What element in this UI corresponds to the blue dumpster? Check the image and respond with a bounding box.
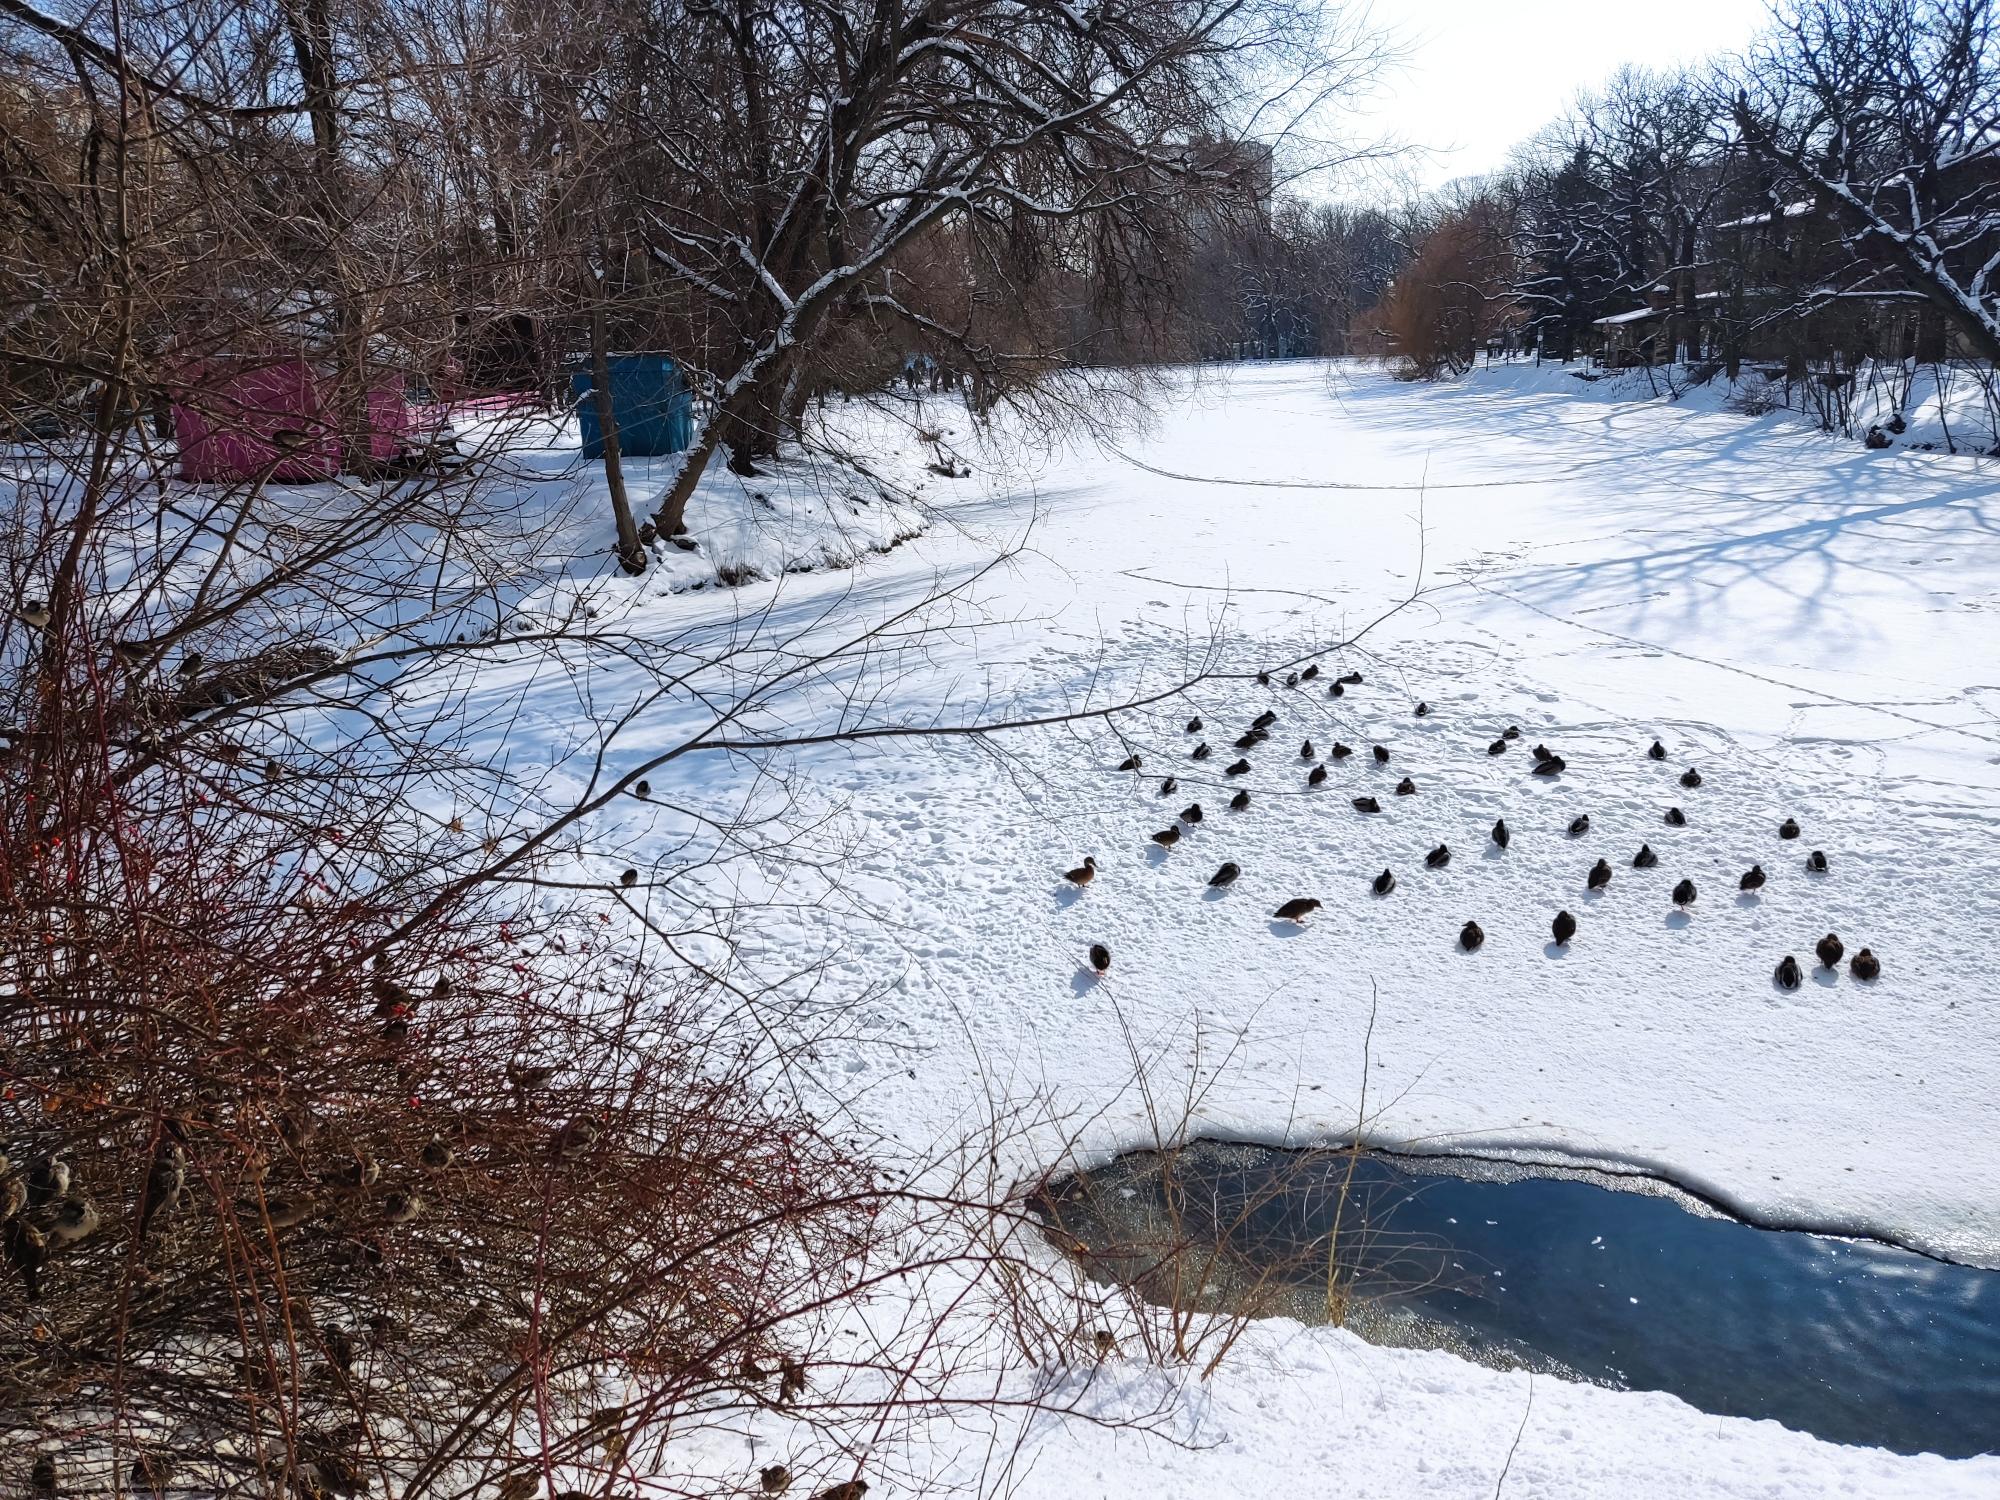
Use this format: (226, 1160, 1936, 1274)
(572, 354, 693, 458)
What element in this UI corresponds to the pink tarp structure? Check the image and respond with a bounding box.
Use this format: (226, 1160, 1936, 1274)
(171, 357, 409, 483)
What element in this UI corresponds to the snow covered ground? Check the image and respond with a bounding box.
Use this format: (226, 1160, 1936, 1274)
(507, 361, 2000, 1494)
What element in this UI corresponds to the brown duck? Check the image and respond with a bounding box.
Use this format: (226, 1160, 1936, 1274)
(1632, 843, 1658, 868)
(1551, 909, 1576, 945)
(1850, 948, 1880, 981)
(1568, 814, 1590, 836)
(1089, 943, 1110, 974)
(1151, 826, 1181, 849)
(1395, 776, 1416, 795)
(1308, 764, 1328, 786)
(1779, 817, 1800, 839)
(1425, 843, 1451, 869)
(1225, 758, 1251, 776)
(1229, 789, 1251, 811)
(1330, 742, 1354, 759)
(1774, 954, 1802, 990)
(1679, 767, 1703, 788)
(1664, 806, 1687, 826)
(1063, 857, 1098, 887)
(1179, 803, 1204, 825)
(1739, 864, 1765, 892)
(1372, 868, 1396, 895)
(1353, 796, 1381, 813)
(1586, 858, 1612, 890)
(1273, 897, 1322, 922)
(1118, 753, 1142, 771)
(1806, 849, 1829, 872)
(1815, 932, 1844, 969)
(1460, 920, 1484, 951)
(1210, 861, 1240, 887)
(1491, 818, 1510, 848)
(1372, 744, 1390, 763)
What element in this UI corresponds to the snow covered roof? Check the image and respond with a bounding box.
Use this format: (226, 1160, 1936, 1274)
(1593, 305, 1665, 326)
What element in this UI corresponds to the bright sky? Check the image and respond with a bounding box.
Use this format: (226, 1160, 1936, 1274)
(1356, 0, 1772, 190)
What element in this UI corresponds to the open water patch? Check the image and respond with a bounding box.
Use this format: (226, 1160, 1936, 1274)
(1034, 1139, 2000, 1458)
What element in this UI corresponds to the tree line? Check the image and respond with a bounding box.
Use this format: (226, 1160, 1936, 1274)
(1311, 0, 2000, 387)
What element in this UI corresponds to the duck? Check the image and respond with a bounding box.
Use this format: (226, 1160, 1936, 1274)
(1229, 790, 1251, 811)
(1815, 932, 1844, 969)
(1179, 803, 1204, 825)
(1273, 897, 1322, 922)
(1664, 807, 1687, 826)
(1329, 681, 1345, 698)
(1300, 739, 1315, 758)
(1679, 767, 1703, 789)
(1774, 955, 1802, 990)
(1225, 758, 1251, 776)
(1460, 920, 1485, 951)
(1252, 710, 1278, 730)
(1491, 818, 1510, 848)
(1414, 702, 1430, 717)
(1209, 862, 1240, 888)
(1395, 776, 1416, 795)
(1257, 671, 1272, 686)
(1587, 858, 1612, 890)
(1671, 877, 1697, 908)
(1089, 943, 1110, 974)
(1739, 864, 1766, 892)
(1159, 776, 1178, 796)
(1778, 817, 1800, 839)
(1567, 814, 1590, 837)
(1234, 731, 1266, 750)
(1301, 665, 1320, 681)
(1531, 756, 1566, 776)
(1372, 745, 1390, 763)
(1192, 743, 1211, 760)
(1118, 753, 1143, 771)
(1352, 796, 1381, 813)
(1850, 948, 1880, 981)
(1551, 909, 1576, 945)
(1806, 849, 1829, 872)
(1330, 742, 1354, 759)
(1488, 739, 1507, 755)
(1648, 739, 1666, 760)
(1307, 764, 1328, 786)
(1063, 857, 1098, 887)
(1531, 744, 1553, 763)
(1503, 726, 1521, 740)
(1425, 844, 1451, 869)
(1186, 716, 1203, 733)
(1632, 843, 1658, 868)
(1372, 868, 1396, 895)
(1341, 671, 1363, 685)
(1285, 672, 1300, 688)
(1151, 826, 1181, 849)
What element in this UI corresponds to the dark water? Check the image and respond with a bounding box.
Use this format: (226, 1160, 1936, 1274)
(1035, 1140, 2000, 1458)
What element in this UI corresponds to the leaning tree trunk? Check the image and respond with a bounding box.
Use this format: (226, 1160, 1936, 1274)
(587, 306, 646, 575)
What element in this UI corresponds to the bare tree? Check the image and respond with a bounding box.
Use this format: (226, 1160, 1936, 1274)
(1733, 0, 2000, 364)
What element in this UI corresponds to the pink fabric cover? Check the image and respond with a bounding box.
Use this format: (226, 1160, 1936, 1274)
(172, 358, 409, 482)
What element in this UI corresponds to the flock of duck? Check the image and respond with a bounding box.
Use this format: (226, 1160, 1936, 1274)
(1062, 663, 1881, 992)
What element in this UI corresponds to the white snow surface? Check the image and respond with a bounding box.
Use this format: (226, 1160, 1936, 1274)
(520, 359, 2000, 1496)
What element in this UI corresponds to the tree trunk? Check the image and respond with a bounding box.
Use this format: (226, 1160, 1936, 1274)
(589, 307, 646, 575)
